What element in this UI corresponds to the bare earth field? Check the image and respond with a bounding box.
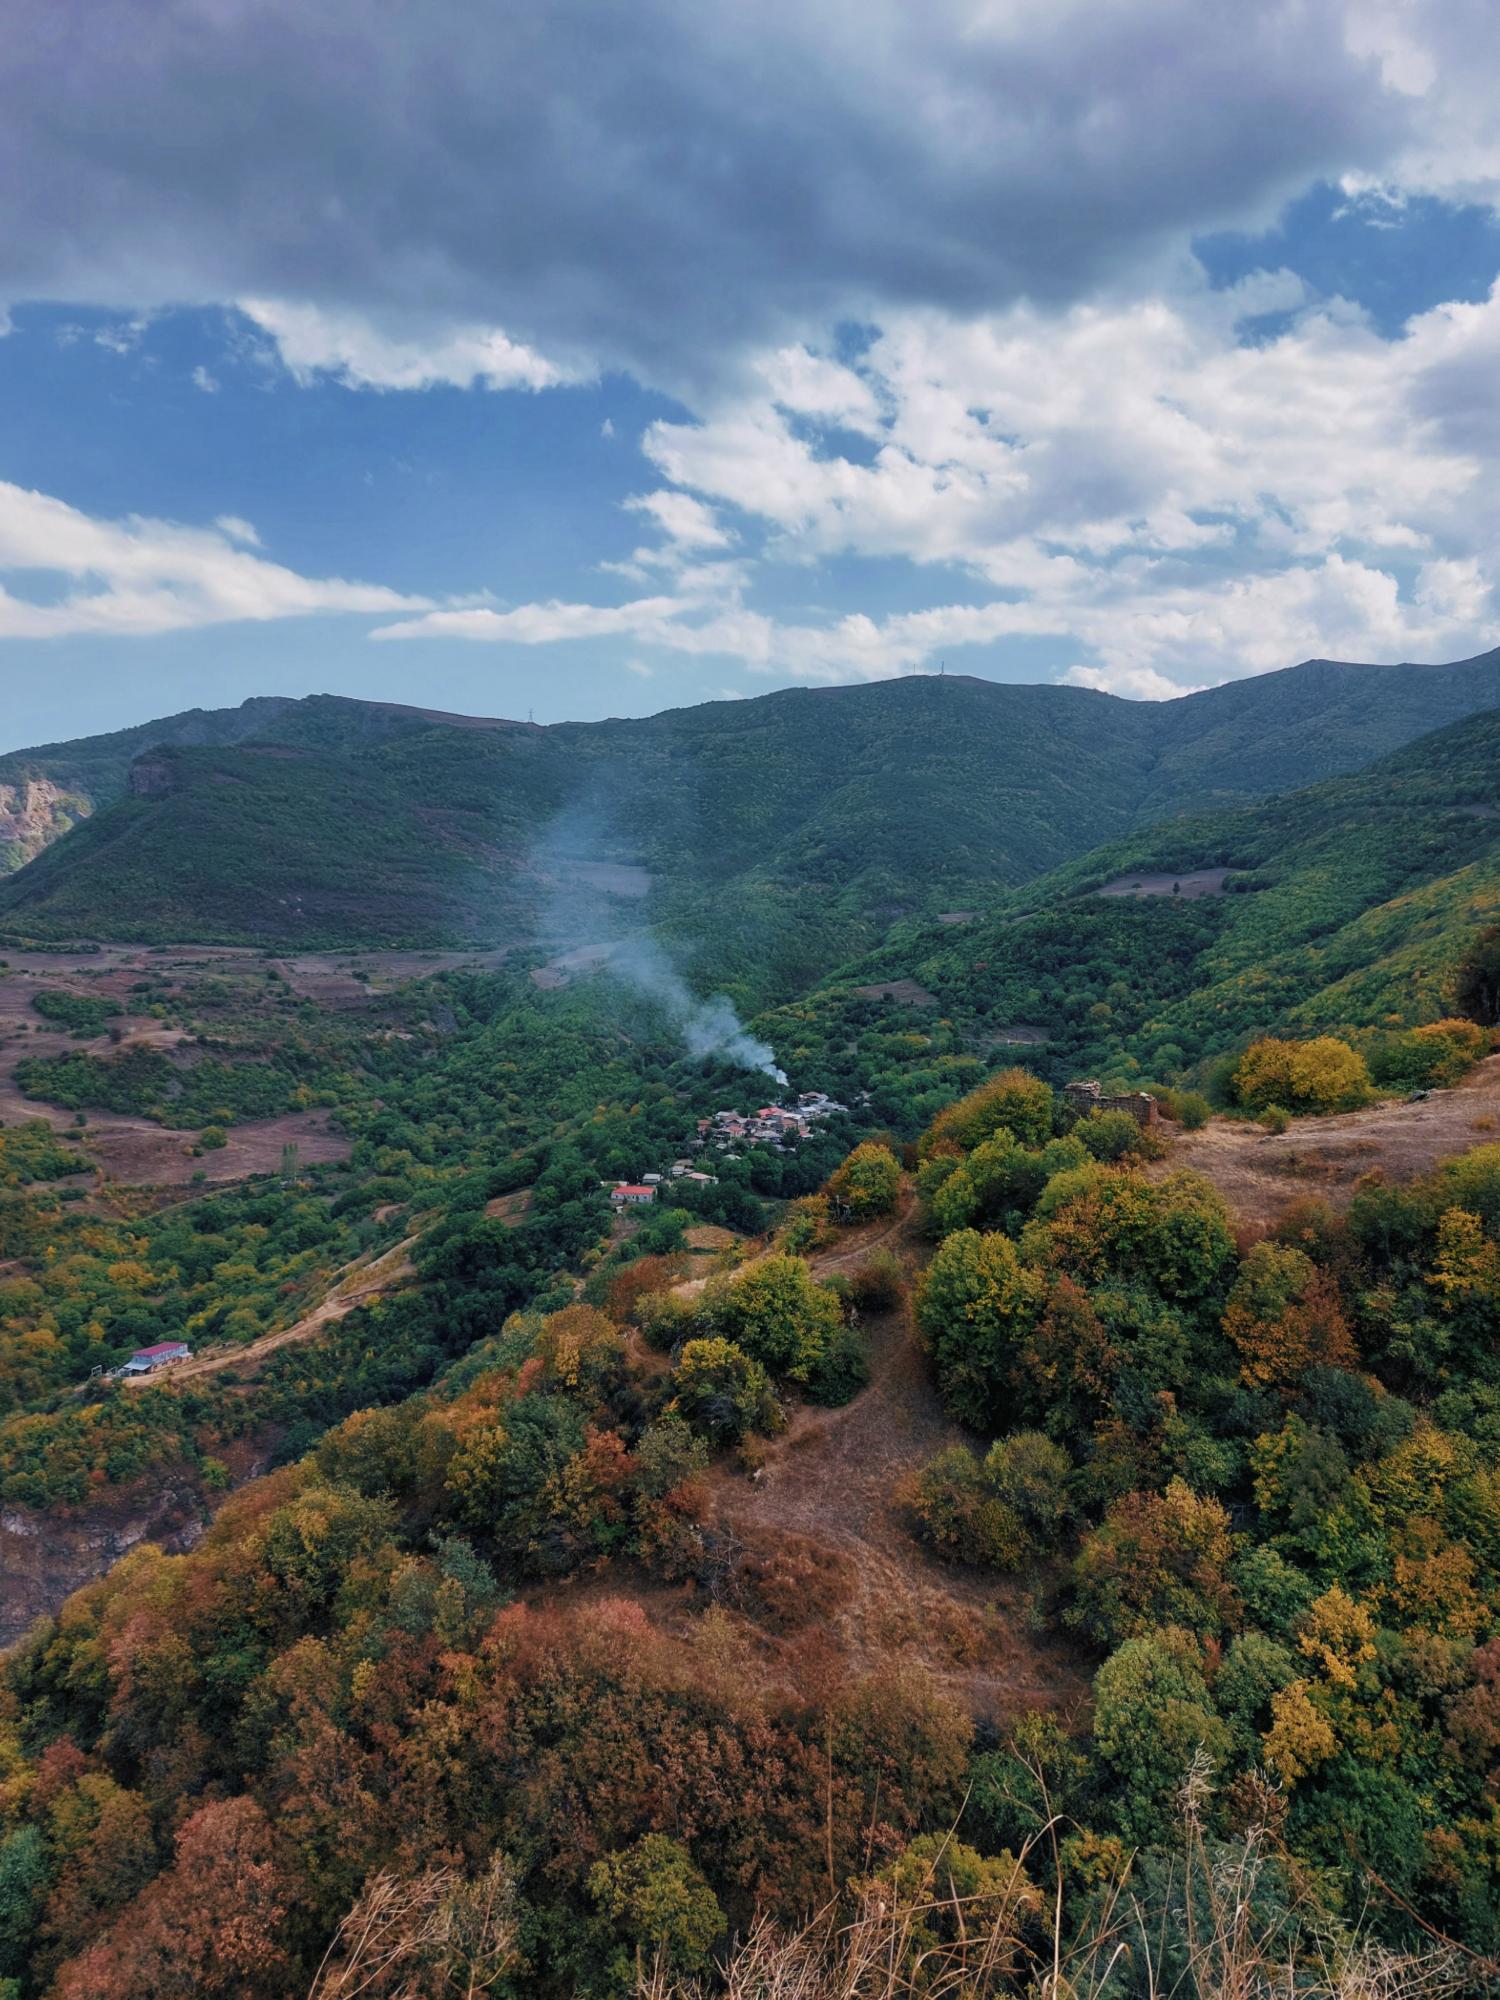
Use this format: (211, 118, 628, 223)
(853, 977, 940, 1006)
(1096, 866, 1231, 899)
(0, 945, 353, 1185)
(1156, 1055, 1500, 1228)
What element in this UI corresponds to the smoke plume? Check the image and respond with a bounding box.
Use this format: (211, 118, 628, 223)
(529, 798, 786, 1084)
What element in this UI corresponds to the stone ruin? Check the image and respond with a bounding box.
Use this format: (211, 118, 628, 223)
(1064, 1078, 1160, 1127)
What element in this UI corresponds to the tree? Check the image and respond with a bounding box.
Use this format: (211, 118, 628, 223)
(588, 1834, 724, 1983)
(825, 1142, 902, 1220)
(1455, 924, 1500, 1026)
(921, 1068, 1053, 1156)
(928, 1129, 1048, 1237)
(701, 1254, 846, 1390)
(1069, 1480, 1239, 1648)
(51, 1797, 289, 2000)
(1025, 1168, 1235, 1307)
(1091, 1627, 1233, 1845)
(1234, 1037, 1370, 1116)
(669, 1338, 780, 1444)
(915, 1229, 1045, 1429)
(1221, 1241, 1356, 1392)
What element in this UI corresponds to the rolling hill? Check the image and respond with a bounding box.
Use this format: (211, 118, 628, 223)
(4, 649, 1500, 1004)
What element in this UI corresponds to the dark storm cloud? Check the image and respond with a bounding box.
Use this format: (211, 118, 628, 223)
(0, 0, 1406, 385)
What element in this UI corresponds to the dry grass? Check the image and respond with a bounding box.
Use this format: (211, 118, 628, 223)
(640, 1761, 1473, 2000)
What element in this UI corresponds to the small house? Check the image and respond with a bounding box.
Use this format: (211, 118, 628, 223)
(112, 1340, 192, 1379)
(611, 1184, 657, 1206)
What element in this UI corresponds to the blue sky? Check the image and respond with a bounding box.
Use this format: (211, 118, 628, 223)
(2, 1, 1500, 750)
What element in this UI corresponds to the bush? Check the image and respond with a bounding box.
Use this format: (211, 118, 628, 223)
(1234, 1037, 1370, 1116)
(848, 1249, 905, 1315)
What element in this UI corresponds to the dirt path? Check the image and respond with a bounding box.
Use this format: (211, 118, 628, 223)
(122, 1235, 417, 1389)
(704, 1192, 1089, 1720)
(1157, 1055, 1500, 1228)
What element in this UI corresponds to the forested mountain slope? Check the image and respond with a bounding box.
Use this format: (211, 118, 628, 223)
(765, 706, 1500, 1115)
(3, 651, 1500, 1003)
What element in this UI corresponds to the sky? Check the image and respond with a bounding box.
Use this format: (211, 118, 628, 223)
(3, 0, 1500, 749)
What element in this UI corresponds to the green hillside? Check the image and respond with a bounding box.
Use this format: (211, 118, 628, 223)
(4, 654, 1500, 1006)
(764, 706, 1500, 1119)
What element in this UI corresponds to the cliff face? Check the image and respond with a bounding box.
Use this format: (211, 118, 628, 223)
(0, 777, 89, 873)
(0, 1440, 274, 1647)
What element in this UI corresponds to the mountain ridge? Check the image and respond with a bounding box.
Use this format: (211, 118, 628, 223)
(4, 649, 1500, 1006)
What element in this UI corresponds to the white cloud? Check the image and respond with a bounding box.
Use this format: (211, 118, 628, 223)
(367, 271, 1500, 695)
(213, 515, 261, 547)
(239, 300, 575, 393)
(0, 482, 428, 639)
(624, 490, 730, 550)
(192, 364, 220, 393)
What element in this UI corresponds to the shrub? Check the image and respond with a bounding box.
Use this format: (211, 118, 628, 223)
(848, 1249, 905, 1315)
(1234, 1037, 1370, 1116)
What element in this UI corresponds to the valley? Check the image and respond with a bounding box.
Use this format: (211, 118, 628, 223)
(1, 672, 1499, 1993)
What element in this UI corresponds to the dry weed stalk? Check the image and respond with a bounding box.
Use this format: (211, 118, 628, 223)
(641, 1757, 1469, 2000)
(309, 1855, 516, 2000)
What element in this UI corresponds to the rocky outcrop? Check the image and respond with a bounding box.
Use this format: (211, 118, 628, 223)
(0, 777, 89, 873)
(0, 1444, 272, 1647)
(126, 752, 176, 799)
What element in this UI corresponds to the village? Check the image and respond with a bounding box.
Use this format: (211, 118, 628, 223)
(608, 1089, 847, 1205)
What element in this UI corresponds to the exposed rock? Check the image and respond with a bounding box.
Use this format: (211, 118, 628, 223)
(0, 1445, 273, 1647)
(0, 777, 89, 872)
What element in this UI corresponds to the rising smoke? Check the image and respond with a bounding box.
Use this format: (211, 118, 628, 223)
(611, 938, 786, 1083)
(529, 799, 786, 1084)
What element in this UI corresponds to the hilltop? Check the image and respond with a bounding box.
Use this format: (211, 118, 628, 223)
(4, 649, 1500, 1005)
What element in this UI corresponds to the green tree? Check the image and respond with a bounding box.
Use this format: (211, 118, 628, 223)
(825, 1142, 902, 1220)
(915, 1229, 1045, 1428)
(587, 1834, 723, 1982)
(1456, 924, 1500, 1026)
(669, 1338, 780, 1444)
(922, 1067, 1054, 1156)
(1092, 1627, 1234, 1845)
(701, 1253, 846, 1389)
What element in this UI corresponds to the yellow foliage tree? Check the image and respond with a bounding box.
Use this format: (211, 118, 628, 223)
(1234, 1036, 1371, 1115)
(1263, 1678, 1338, 1785)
